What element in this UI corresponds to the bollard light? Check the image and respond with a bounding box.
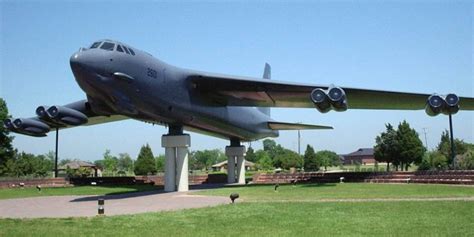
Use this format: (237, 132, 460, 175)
(230, 193, 239, 204)
(91, 182, 97, 186)
(406, 177, 411, 184)
(36, 185, 42, 192)
(340, 177, 345, 183)
(274, 183, 279, 191)
(98, 198, 105, 215)
(291, 179, 297, 186)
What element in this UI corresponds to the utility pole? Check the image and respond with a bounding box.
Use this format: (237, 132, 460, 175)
(422, 127, 428, 150)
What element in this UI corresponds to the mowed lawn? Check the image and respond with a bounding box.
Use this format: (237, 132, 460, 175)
(1, 183, 474, 236)
(0, 185, 158, 200)
(196, 183, 474, 201)
(0, 201, 473, 236)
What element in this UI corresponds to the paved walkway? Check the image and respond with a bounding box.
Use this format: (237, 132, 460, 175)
(0, 190, 230, 219)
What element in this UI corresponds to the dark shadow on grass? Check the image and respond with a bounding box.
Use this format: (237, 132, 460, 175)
(70, 183, 227, 202)
(299, 183, 338, 188)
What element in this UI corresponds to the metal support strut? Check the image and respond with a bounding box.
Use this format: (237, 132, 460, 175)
(54, 128, 59, 178)
(448, 114, 455, 165)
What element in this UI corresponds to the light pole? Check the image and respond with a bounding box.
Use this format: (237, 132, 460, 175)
(422, 127, 428, 150)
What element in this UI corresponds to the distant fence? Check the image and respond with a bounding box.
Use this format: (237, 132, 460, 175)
(253, 170, 474, 185)
(0, 178, 69, 189)
(0, 173, 228, 189)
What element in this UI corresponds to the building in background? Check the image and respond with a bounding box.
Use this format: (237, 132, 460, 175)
(342, 148, 376, 165)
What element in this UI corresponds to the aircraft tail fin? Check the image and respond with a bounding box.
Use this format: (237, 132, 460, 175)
(268, 121, 333, 130)
(257, 63, 272, 116)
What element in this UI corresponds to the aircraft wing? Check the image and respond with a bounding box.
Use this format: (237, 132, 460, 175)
(4, 100, 128, 137)
(188, 73, 474, 110)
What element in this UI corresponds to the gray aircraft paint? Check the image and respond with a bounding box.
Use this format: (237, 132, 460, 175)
(6, 39, 474, 141)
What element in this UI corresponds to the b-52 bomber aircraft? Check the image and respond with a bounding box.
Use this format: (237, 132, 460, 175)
(4, 39, 474, 142)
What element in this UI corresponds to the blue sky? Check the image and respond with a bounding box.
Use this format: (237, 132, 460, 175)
(1, 1, 472, 161)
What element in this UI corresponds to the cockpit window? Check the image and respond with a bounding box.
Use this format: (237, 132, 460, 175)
(100, 42, 115, 51)
(129, 48, 136, 55)
(116, 45, 124, 53)
(90, 42, 101, 49)
(123, 46, 131, 54)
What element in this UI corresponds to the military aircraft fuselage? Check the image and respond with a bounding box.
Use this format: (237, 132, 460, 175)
(69, 40, 278, 141)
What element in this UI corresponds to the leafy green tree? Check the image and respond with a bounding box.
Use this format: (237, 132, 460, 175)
(94, 160, 105, 170)
(255, 150, 273, 170)
(395, 121, 425, 171)
(274, 149, 303, 169)
(262, 139, 285, 163)
(191, 149, 226, 171)
(303, 145, 319, 171)
(418, 151, 448, 170)
(134, 144, 157, 175)
(316, 150, 340, 171)
(245, 147, 257, 162)
(6, 152, 53, 177)
(103, 150, 118, 175)
(374, 123, 398, 171)
(0, 98, 15, 176)
(117, 153, 134, 173)
(437, 130, 468, 165)
(458, 149, 474, 170)
(156, 155, 165, 172)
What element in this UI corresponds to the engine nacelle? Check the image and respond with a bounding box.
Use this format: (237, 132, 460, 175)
(327, 86, 348, 112)
(443, 93, 459, 115)
(310, 87, 348, 113)
(36, 106, 49, 118)
(8, 118, 50, 137)
(46, 106, 88, 126)
(310, 88, 331, 113)
(425, 94, 459, 116)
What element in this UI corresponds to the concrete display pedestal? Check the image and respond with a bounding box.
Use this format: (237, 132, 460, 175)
(162, 134, 191, 192)
(225, 146, 246, 184)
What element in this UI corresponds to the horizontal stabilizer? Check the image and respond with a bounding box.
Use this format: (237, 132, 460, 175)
(268, 121, 333, 130)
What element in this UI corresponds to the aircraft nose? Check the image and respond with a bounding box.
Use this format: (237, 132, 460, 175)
(70, 52, 84, 70)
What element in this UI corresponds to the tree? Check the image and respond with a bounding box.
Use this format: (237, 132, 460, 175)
(117, 153, 134, 173)
(316, 150, 340, 171)
(418, 151, 448, 170)
(103, 150, 118, 175)
(262, 139, 285, 163)
(274, 149, 303, 169)
(255, 150, 273, 170)
(458, 149, 474, 170)
(395, 121, 425, 171)
(437, 130, 468, 165)
(156, 155, 165, 172)
(191, 149, 226, 171)
(245, 147, 257, 162)
(0, 98, 15, 176)
(134, 144, 157, 175)
(303, 145, 319, 171)
(374, 123, 398, 171)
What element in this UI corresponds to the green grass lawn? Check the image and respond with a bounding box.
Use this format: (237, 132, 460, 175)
(0, 201, 473, 236)
(0, 185, 158, 200)
(195, 183, 474, 201)
(1, 183, 474, 236)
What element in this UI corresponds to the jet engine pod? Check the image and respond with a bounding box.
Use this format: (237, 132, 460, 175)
(327, 86, 347, 112)
(425, 94, 445, 116)
(3, 118, 14, 130)
(11, 118, 50, 136)
(36, 106, 49, 118)
(46, 106, 88, 126)
(310, 88, 331, 113)
(443, 93, 459, 115)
